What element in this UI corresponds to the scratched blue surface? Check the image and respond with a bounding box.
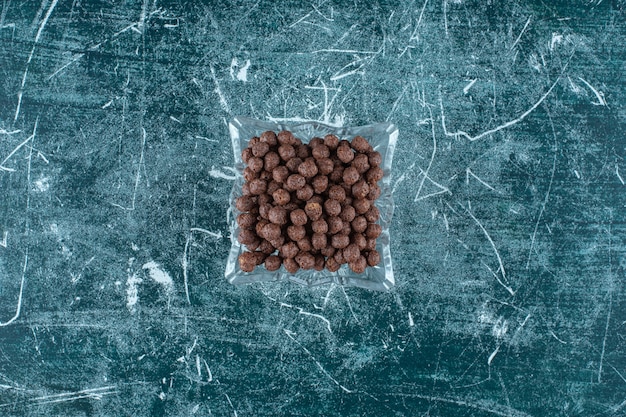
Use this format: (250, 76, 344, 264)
(1, 1, 625, 416)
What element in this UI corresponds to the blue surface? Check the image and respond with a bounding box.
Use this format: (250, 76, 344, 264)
(1, 1, 625, 416)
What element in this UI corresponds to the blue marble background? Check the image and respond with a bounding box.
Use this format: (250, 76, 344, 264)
(0, 1, 624, 416)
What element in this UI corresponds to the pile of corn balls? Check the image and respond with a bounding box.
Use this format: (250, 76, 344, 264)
(236, 130, 383, 274)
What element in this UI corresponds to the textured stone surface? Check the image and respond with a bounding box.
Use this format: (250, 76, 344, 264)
(0, 1, 625, 416)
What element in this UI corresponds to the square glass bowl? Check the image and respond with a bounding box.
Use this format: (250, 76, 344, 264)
(225, 116, 398, 291)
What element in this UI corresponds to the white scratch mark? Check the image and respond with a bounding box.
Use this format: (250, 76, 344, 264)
(236, 59, 250, 82)
(577, 76, 607, 106)
(224, 393, 238, 417)
(341, 285, 359, 323)
(466, 168, 496, 191)
(102, 99, 114, 109)
(48, 53, 85, 80)
(208, 165, 236, 181)
(550, 32, 563, 50)
(126, 263, 142, 314)
(0, 231, 7, 248)
(549, 330, 567, 344)
(309, 48, 378, 54)
(190, 227, 223, 239)
(386, 85, 407, 121)
(510, 16, 531, 50)
(170, 115, 182, 123)
(463, 78, 477, 95)
(283, 329, 352, 393)
(616, 164, 625, 185)
(182, 234, 192, 304)
(195, 135, 218, 143)
(0, 251, 28, 327)
(414, 109, 450, 202)
(30, 386, 117, 405)
(598, 293, 612, 383)
(195, 354, 202, 376)
(487, 345, 500, 365)
(142, 261, 174, 293)
(0, 128, 21, 135)
(0, 118, 38, 172)
(289, 11, 313, 28)
(330, 65, 364, 81)
(203, 358, 213, 382)
(209, 65, 231, 114)
(408, 312, 414, 327)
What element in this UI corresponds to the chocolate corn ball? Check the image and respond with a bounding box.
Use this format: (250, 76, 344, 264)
(316, 158, 334, 175)
(239, 252, 257, 272)
(329, 165, 344, 183)
(342, 166, 360, 186)
(325, 256, 341, 272)
(283, 202, 299, 212)
(268, 206, 288, 225)
(286, 174, 306, 191)
(331, 234, 350, 249)
(242, 147, 253, 164)
(328, 185, 346, 202)
(367, 183, 381, 200)
(323, 134, 340, 150)
(249, 178, 267, 195)
(296, 184, 314, 201)
(352, 180, 370, 200)
(272, 188, 290, 205)
(295, 252, 315, 270)
(341, 221, 351, 236)
(305, 202, 323, 221)
(339, 205, 356, 223)
(309, 137, 324, 148)
(243, 167, 257, 182)
(277, 130, 296, 145)
(249, 136, 260, 147)
(266, 180, 281, 196)
(312, 144, 330, 160)
(311, 219, 328, 234)
(367, 250, 381, 267)
(272, 165, 289, 183)
(278, 144, 296, 161)
(264, 152, 280, 171)
(260, 130, 278, 146)
(308, 195, 323, 205)
(342, 243, 360, 263)
(246, 239, 261, 251)
(364, 205, 380, 223)
(298, 158, 318, 178)
(366, 166, 384, 183)
(287, 225, 306, 241)
(297, 237, 312, 252)
(333, 249, 345, 264)
(311, 175, 328, 194)
(296, 144, 311, 159)
(314, 255, 325, 271)
(366, 223, 382, 239)
(312, 233, 327, 250)
(283, 258, 299, 273)
(327, 216, 343, 235)
(348, 255, 367, 273)
(236, 195, 256, 212)
(351, 136, 372, 153)
(290, 209, 308, 226)
(258, 203, 272, 220)
(259, 170, 273, 181)
(238, 229, 257, 245)
(241, 182, 251, 196)
(324, 199, 341, 217)
(265, 255, 282, 271)
(237, 213, 256, 229)
(252, 141, 270, 158)
(352, 233, 367, 251)
(248, 156, 264, 173)
(353, 198, 371, 215)
(352, 153, 370, 175)
(256, 219, 269, 238)
(258, 193, 272, 206)
(262, 223, 282, 241)
(286, 157, 303, 173)
(280, 242, 299, 259)
(368, 151, 382, 167)
(258, 239, 275, 255)
(268, 235, 285, 249)
(336, 143, 354, 163)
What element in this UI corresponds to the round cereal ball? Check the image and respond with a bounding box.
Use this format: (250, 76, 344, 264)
(312, 144, 330, 160)
(348, 255, 367, 273)
(333, 249, 345, 264)
(308, 195, 323, 205)
(268, 235, 285, 249)
(260, 131, 278, 146)
(249, 178, 267, 195)
(311, 175, 328, 194)
(298, 158, 318, 178)
(238, 229, 257, 245)
(331, 234, 350, 249)
(268, 206, 288, 225)
(368, 151, 382, 167)
(246, 239, 261, 251)
(256, 219, 269, 238)
(352, 153, 370, 175)
(258, 240, 275, 255)
(241, 182, 252, 196)
(239, 251, 257, 272)
(235, 196, 256, 212)
(249, 137, 260, 147)
(295, 252, 315, 270)
(351, 216, 367, 233)
(323, 199, 341, 217)
(278, 144, 296, 161)
(340, 221, 351, 236)
(277, 130, 296, 145)
(296, 144, 311, 159)
(312, 233, 327, 250)
(287, 225, 306, 241)
(272, 188, 290, 205)
(259, 203, 272, 220)
(364, 205, 380, 223)
(305, 202, 323, 221)
(337, 144, 354, 163)
(267, 180, 281, 196)
(264, 152, 280, 171)
(327, 216, 343, 235)
(342, 166, 360, 186)
(352, 180, 370, 200)
(314, 255, 325, 271)
(329, 166, 344, 183)
(272, 165, 289, 183)
(323, 134, 340, 150)
(280, 242, 299, 259)
(311, 219, 328, 234)
(283, 257, 299, 273)
(296, 184, 314, 201)
(237, 213, 256, 229)
(325, 256, 341, 272)
(351, 136, 372, 153)
(286, 157, 303, 173)
(290, 209, 308, 226)
(260, 170, 273, 181)
(328, 185, 346, 202)
(309, 137, 324, 148)
(353, 198, 371, 215)
(339, 205, 356, 223)
(286, 174, 306, 191)
(262, 223, 281, 240)
(366, 223, 382, 239)
(283, 202, 299, 212)
(367, 183, 381, 200)
(366, 166, 384, 183)
(248, 156, 264, 173)
(352, 233, 367, 250)
(297, 237, 312, 252)
(265, 255, 282, 271)
(242, 147, 253, 164)
(252, 141, 270, 158)
(367, 250, 381, 266)
(316, 158, 334, 175)
(258, 193, 272, 206)
(320, 246, 336, 258)
(243, 167, 257, 182)
(342, 243, 360, 263)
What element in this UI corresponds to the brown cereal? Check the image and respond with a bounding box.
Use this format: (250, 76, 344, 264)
(309, 137, 324, 148)
(286, 174, 306, 191)
(252, 141, 270, 158)
(312, 233, 327, 250)
(297, 237, 312, 252)
(351, 136, 372, 153)
(368, 151, 382, 167)
(364, 205, 380, 223)
(348, 255, 367, 273)
(265, 255, 282, 271)
(238, 229, 257, 245)
(366, 166, 384, 183)
(314, 255, 325, 271)
(268, 206, 288, 225)
(278, 144, 296, 161)
(272, 188, 290, 205)
(286, 157, 303, 173)
(366, 223, 382, 239)
(272, 165, 289, 183)
(296, 184, 314, 201)
(259, 239, 275, 255)
(316, 158, 334, 175)
(249, 178, 267, 195)
(341, 221, 351, 237)
(328, 185, 346, 202)
(311, 175, 328, 194)
(311, 219, 328, 234)
(327, 216, 343, 235)
(342, 166, 360, 186)
(268, 235, 285, 249)
(248, 156, 264, 173)
(264, 152, 280, 171)
(243, 167, 257, 182)
(308, 195, 323, 205)
(287, 225, 306, 241)
(339, 205, 356, 223)
(353, 198, 371, 215)
(337, 143, 354, 163)
(260, 131, 278, 146)
(277, 130, 296, 145)
(290, 209, 308, 226)
(239, 252, 257, 272)
(283, 257, 299, 273)
(312, 144, 330, 160)
(333, 249, 345, 264)
(352, 233, 367, 251)
(352, 153, 370, 175)
(342, 243, 360, 263)
(351, 216, 367, 233)
(258, 193, 272, 206)
(242, 147, 253, 164)
(266, 181, 281, 196)
(320, 246, 335, 258)
(329, 166, 344, 183)
(298, 158, 318, 178)
(331, 234, 350, 249)
(305, 202, 323, 221)
(262, 223, 281, 240)
(259, 203, 272, 220)
(260, 170, 273, 181)
(236, 195, 256, 212)
(241, 182, 251, 196)
(324, 199, 341, 217)
(325, 256, 341, 272)
(366, 250, 381, 266)
(296, 144, 311, 159)
(256, 219, 269, 238)
(249, 136, 260, 147)
(237, 213, 256, 229)
(247, 239, 261, 251)
(352, 180, 370, 199)
(280, 242, 299, 259)
(367, 183, 381, 200)
(295, 252, 315, 270)
(323, 134, 340, 150)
